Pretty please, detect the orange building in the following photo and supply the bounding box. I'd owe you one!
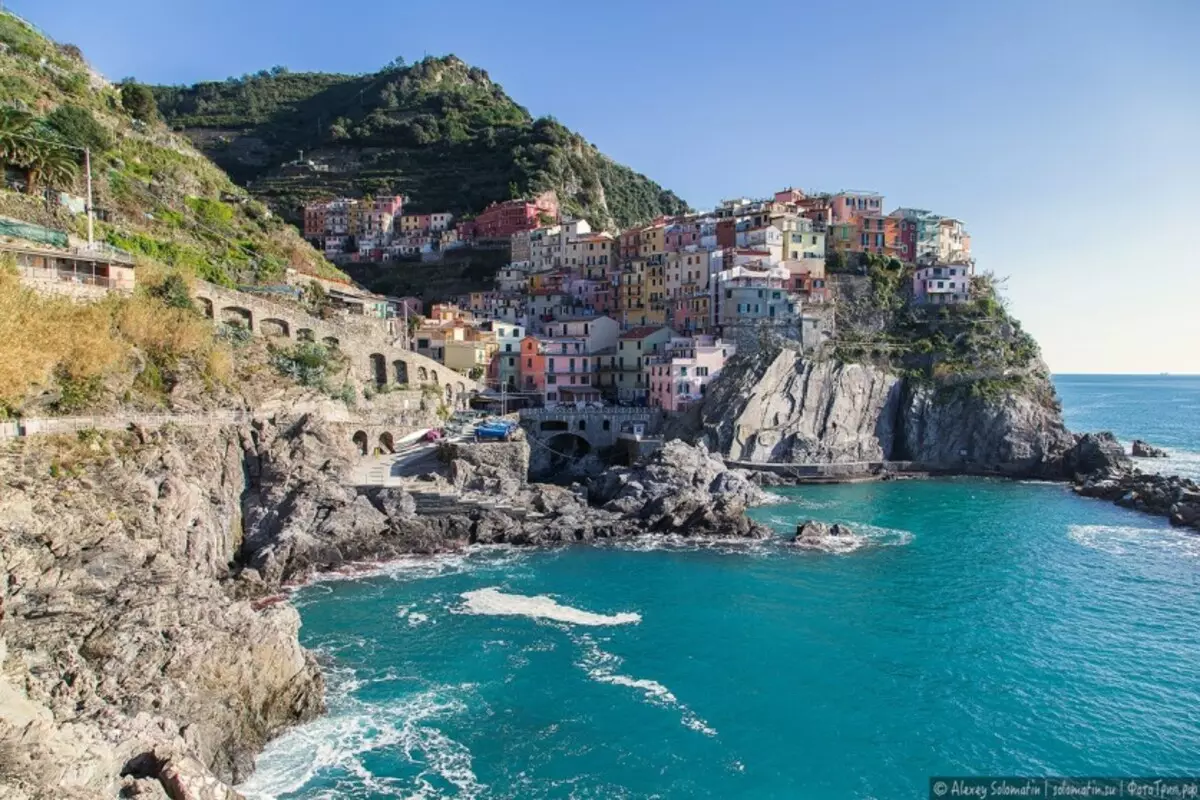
[518,335,546,396]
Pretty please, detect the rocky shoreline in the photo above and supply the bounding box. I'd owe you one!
[1067,434,1200,532]
[0,415,772,799]
[2,410,1192,799]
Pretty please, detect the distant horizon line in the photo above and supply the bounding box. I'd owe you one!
[1051,372,1200,377]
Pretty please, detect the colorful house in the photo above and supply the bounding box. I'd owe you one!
[518,335,547,397]
[913,263,974,305]
[645,336,737,412]
[831,191,885,223]
[605,326,677,403]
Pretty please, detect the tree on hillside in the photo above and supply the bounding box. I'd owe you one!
[25,139,80,193]
[46,105,111,152]
[0,107,35,164]
[0,107,79,193]
[120,81,159,122]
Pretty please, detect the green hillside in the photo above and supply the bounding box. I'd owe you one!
[152,57,689,230]
[0,12,346,286]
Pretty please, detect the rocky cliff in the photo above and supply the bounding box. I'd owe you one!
[1,415,769,798]
[0,424,324,800]
[697,346,1074,476]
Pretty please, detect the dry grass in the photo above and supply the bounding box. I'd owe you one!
[0,267,233,412]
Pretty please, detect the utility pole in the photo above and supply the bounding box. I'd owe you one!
[84,147,94,249]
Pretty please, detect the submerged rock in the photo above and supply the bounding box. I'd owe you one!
[1131,439,1168,458]
[790,520,868,552]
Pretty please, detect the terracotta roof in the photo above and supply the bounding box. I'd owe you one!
[620,326,670,340]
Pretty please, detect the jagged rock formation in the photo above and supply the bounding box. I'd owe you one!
[0,425,324,800]
[697,349,903,464]
[1131,439,1168,458]
[1061,432,1199,531]
[696,347,1074,476]
[0,415,776,798]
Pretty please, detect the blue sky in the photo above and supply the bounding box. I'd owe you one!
[14,0,1200,373]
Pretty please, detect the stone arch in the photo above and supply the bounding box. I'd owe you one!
[431,371,440,385]
[545,433,592,468]
[352,430,369,456]
[394,360,409,385]
[602,419,611,431]
[322,336,340,350]
[456,381,465,397]
[444,384,453,403]
[417,366,429,382]
[196,296,214,318]
[369,353,387,385]
[260,318,290,338]
[379,432,396,453]
[578,419,587,431]
[297,328,315,342]
[220,306,253,331]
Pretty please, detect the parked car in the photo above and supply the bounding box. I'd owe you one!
[474,420,517,442]
[423,428,444,443]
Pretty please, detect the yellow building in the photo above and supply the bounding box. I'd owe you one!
[566,233,616,279]
[619,259,647,325]
[645,259,667,326]
[638,224,666,258]
[444,338,499,376]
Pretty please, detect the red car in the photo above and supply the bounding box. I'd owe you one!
[423,428,444,442]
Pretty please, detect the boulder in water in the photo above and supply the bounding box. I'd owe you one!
[1131,439,1168,458]
[791,520,865,552]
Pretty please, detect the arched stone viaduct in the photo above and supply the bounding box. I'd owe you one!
[193,282,482,408]
[519,408,664,452]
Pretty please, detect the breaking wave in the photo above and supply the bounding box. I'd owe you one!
[237,668,482,799]
[1067,524,1200,557]
[457,587,641,626]
[575,635,717,737]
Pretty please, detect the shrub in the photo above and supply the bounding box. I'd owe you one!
[53,369,103,413]
[120,81,158,121]
[185,196,234,227]
[45,105,112,152]
[144,271,195,311]
[270,342,337,389]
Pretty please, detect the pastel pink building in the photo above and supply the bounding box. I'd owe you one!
[567,277,614,314]
[664,222,701,252]
[541,335,602,404]
[645,335,736,412]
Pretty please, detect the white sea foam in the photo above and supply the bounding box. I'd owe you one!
[575,635,717,737]
[457,587,641,626]
[1068,524,1200,558]
[788,522,914,554]
[600,533,774,556]
[237,676,484,800]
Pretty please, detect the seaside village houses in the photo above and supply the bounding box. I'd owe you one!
[298,186,975,410]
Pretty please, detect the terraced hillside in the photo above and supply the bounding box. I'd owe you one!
[0,12,346,286]
[153,57,689,230]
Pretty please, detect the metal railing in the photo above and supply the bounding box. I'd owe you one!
[18,265,120,289]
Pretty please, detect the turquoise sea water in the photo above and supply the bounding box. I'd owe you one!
[241,376,1200,799]
[1056,374,1200,479]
